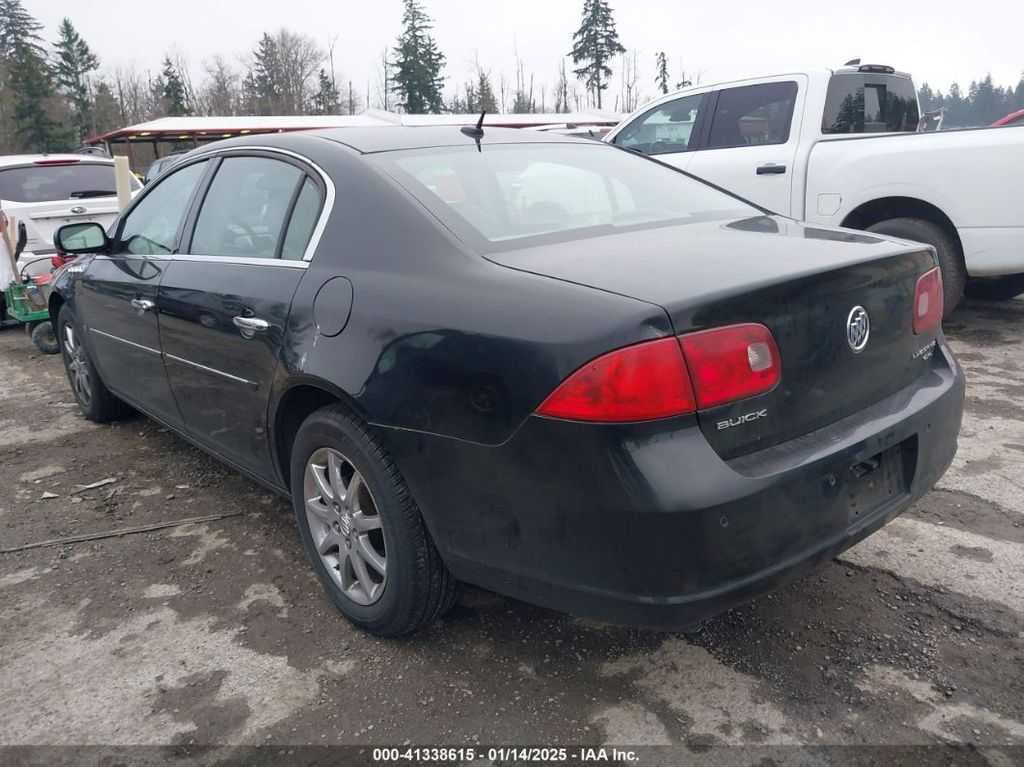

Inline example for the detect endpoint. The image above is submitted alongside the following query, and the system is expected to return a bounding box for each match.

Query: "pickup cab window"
[822,73,920,134]
[706,81,798,150]
[611,93,704,155]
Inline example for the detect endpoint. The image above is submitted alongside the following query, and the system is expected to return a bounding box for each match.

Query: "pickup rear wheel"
[963,274,1024,302]
[865,218,965,317]
[290,404,459,636]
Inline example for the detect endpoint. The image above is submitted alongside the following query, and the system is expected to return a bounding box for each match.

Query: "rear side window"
[612,93,704,155]
[706,82,798,149]
[190,157,303,259]
[822,74,920,134]
[0,162,139,203]
[280,177,323,260]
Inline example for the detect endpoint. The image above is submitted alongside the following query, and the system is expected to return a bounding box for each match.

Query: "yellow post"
[114,155,133,211]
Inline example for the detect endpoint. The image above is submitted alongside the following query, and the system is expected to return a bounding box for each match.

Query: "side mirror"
[55,222,108,254]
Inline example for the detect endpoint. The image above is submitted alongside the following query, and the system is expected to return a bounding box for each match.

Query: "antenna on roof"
[461,110,486,148]
[844,58,861,66]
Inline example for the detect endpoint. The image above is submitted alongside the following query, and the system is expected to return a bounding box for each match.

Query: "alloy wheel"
[63,323,92,408]
[303,447,388,605]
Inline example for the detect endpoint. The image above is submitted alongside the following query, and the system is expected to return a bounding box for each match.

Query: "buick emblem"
[70,205,87,214]
[847,306,870,353]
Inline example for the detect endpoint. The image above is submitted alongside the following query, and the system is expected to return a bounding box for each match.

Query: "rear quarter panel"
[804,128,1024,231]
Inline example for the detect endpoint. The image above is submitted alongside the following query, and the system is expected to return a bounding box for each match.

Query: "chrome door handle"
[232,315,270,334]
[130,298,156,312]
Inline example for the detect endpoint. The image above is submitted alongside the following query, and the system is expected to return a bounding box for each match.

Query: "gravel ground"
[1,298,1022,757]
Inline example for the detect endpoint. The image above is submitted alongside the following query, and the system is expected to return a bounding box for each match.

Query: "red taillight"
[678,323,781,409]
[33,158,81,166]
[913,267,943,335]
[536,337,696,422]
[536,323,783,422]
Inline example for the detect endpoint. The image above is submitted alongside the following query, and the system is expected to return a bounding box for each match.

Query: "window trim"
[702,80,799,151]
[111,145,334,268]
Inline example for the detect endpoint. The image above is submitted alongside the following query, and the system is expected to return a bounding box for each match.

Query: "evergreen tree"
[91,79,121,135]
[391,0,446,114]
[569,0,624,108]
[251,33,281,114]
[0,0,43,61]
[0,0,66,151]
[9,39,63,150]
[655,51,669,95]
[311,68,339,114]
[53,18,99,142]
[158,56,190,115]
[0,0,56,151]
[476,66,497,112]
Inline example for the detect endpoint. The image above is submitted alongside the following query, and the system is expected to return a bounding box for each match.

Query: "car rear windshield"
[0,162,134,203]
[371,143,759,251]
[822,73,920,134]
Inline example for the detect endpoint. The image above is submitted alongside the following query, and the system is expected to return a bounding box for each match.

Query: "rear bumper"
[384,342,965,630]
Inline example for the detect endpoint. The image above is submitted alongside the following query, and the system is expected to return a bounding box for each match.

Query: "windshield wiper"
[69,189,117,199]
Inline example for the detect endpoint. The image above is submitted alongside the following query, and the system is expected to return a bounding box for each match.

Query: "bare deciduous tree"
[616,49,641,113]
[273,29,324,114]
[199,56,240,115]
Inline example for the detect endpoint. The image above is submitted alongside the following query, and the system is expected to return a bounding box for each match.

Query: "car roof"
[311,125,586,154]
[0,154,114,168]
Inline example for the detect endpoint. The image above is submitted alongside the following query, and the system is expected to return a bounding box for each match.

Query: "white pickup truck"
[605,63,1024,313]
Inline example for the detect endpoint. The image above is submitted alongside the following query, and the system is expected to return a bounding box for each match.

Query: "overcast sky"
[28,0,1024,110]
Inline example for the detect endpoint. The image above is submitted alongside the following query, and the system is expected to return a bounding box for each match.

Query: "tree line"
[0,0,1020,155]
[919,75,1024,127]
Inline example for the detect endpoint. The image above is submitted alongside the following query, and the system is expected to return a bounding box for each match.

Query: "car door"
[157,152,325,478]
[609,91,709,172]
[76,160,210,429]
[685,79,804,216]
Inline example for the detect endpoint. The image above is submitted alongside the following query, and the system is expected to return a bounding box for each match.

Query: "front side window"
[190,157,303,259]
[612,93,704,155]
[822,74,920,134]
[706,82,798,149]
[116,160,208,255]
[372,143,758,250]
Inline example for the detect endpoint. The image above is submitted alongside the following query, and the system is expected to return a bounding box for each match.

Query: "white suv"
[0,154,140,277]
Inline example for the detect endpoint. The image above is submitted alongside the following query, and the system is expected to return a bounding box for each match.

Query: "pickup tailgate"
[488,216,940,458]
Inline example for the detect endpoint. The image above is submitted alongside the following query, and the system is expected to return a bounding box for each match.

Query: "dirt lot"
[1,299,1022,757]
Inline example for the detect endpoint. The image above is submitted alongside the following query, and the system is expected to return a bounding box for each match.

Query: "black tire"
[57,305,132,422]
[31,320,59,354]
[290,404,459,637]
[963,274,1024,302]
[865,217,965,317]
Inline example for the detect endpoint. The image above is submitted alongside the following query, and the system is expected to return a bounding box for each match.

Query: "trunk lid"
[487,215,938,457]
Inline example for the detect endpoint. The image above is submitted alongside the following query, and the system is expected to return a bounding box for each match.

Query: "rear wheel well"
[841,197,963,260]
[274,384,360,491]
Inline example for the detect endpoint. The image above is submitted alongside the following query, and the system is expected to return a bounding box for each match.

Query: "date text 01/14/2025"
[372,746,640,762]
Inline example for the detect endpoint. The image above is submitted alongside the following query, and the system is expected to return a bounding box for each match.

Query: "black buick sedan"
[50,127,964,636]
